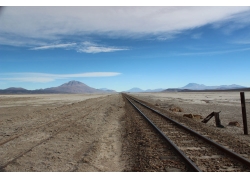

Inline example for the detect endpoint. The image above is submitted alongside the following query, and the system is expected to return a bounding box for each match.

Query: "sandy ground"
[0,94,108,108]
[130,92,250,143]
[1,92,250,172]
[0,93,126,172]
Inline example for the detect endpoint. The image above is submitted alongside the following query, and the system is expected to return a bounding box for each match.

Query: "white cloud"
[1,7,250,46]
[29,41,128,53]
[30,43,76,50]
[0,36,46,47]
[77,41,128,53]
[212,10,250,35]
[0,72,122,83]
[78,46,127,53]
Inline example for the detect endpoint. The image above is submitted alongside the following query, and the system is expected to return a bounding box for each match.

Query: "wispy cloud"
[30,43,76,50]
[29,41,128,53]
[0,72,122,83]
[78,46,128,53]
[77,41,128,53]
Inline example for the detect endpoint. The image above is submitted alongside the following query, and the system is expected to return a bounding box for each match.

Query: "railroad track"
[124,94,250,172]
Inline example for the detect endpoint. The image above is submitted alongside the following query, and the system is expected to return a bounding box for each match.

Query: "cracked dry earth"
[0,94,127,172]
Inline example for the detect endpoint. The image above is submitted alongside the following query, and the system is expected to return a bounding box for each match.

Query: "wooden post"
[214,112,224,128]
[240,92,248,135]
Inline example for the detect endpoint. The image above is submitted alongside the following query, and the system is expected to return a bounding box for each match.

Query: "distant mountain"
[216,84,246,90]
[181,83,246,90]
[98,88,116,93]
[181,83,208,90]
[162,83,248,92]
[126,87,144,93]
[145,88,164,92]
[5,87,27,91]
[0,80,115,94]
[99,88,109,91]
[0,87,29,94]
[162,88,181,92]
[126,87,164,93]
[1,81,248,94]
[45,80,102,93]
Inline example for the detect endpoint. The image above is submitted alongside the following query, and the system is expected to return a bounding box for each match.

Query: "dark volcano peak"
[63,80,83,86]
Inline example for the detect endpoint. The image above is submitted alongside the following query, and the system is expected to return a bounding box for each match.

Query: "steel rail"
[125,96,202,172]
[126,94,250,167]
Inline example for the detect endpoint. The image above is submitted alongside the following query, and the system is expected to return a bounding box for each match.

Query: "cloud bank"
[0,72,122,83]
[1,7,250,47]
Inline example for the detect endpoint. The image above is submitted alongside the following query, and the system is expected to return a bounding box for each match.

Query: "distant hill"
[181,83,208,90]
[98,88,116,93]
[162,88,180,92]
[0,87,29,94]
[215,84,247,90]
[126,87,144,93]
[125,83,247,93]
[181,83,246,90]
[126,87,164,93]
[163,83,248,92]
[0,80,116,94]
[145,88,164,92]
[179,88,250,92]
[5,87,27,90]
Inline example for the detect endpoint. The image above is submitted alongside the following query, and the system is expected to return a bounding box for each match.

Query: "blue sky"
[1,5,250,92]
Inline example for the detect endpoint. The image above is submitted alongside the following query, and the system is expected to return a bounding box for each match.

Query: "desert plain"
[132,92,250,139]
[0,91,250,171]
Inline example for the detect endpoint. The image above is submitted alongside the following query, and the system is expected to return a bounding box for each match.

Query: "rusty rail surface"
[124,94,250,171]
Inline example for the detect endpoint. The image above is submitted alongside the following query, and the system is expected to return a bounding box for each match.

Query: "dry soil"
[1,92,250,172]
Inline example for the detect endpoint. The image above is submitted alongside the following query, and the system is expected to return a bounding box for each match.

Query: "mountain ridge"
[180,83,246,90]
[125,83,248,93]
[0,80,116,94]
[0,81,248,94]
